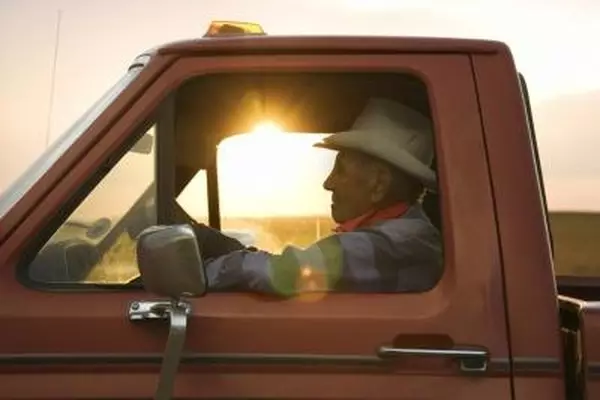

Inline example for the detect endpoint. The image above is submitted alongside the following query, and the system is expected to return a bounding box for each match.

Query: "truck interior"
[173,71,441,227]
[24,71,443,289]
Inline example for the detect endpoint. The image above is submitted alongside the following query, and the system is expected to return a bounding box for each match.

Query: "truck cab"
[0,21,598,400]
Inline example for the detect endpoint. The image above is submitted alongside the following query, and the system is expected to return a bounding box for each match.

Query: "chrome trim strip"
[0,353,562,374]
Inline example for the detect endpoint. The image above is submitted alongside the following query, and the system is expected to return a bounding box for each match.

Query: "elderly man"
[193,98,443,296]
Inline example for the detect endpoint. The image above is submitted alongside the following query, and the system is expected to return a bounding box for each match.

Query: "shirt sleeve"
[203,224,439,296]
[204,234,343,296]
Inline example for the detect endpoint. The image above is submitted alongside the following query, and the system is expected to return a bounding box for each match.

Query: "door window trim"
[16,108,166,292]
[157,54,502,329]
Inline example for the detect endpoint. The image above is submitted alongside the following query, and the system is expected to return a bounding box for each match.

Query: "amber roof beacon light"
[203,21,266,37]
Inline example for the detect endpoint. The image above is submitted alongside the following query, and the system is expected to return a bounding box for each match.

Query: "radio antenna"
[45,9,62,148]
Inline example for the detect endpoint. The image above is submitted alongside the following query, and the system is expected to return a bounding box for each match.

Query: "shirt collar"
[335,202,410,233]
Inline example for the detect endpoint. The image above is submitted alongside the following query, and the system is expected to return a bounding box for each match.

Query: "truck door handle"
[377,345,489,373]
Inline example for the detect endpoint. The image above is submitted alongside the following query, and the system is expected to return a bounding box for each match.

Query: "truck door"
[471,53,568,399]
[0,44,512,399]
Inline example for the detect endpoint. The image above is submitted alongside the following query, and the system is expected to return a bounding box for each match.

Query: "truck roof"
[0,33,510,245]
[143,35,506,59]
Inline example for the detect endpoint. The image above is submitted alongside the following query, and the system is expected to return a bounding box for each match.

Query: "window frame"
[156,93,177,225]
[157,54,509,391]
[165,53,496,304]
[18,53,490,304]
[16,98,173,291]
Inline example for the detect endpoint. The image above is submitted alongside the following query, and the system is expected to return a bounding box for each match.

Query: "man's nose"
[323,171,335,192]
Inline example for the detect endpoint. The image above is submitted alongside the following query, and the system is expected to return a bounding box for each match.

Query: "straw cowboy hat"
[314,98,437,190]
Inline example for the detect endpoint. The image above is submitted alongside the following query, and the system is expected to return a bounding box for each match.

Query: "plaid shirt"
[205,204,443,296]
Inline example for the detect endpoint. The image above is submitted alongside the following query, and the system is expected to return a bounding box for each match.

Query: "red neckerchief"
[335,202,409,233]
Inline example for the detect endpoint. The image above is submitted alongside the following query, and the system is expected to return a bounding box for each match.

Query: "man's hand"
[192,223,246,260]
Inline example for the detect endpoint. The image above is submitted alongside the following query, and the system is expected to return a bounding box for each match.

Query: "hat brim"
[313,131,437,191]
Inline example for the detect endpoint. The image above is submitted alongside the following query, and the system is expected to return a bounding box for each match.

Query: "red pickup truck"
[0,21,596,400]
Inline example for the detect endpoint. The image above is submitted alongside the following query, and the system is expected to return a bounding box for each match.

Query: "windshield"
[0,55,151,219]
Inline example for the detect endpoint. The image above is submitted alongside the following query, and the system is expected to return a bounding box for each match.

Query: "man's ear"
[369,164,393,204]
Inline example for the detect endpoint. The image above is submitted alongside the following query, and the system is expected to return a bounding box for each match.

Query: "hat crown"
[350,98,434,165]
[314,98,437,190]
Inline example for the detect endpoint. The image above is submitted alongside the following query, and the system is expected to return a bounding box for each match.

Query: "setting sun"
[217,128,334,217]
[174,127,337,252]
[176,128,336,220]
[252,120,284,136]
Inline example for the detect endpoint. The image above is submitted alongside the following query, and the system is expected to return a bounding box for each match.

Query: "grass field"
[83,212,600,284]
[220,215,336,252]
[549,212,600,277]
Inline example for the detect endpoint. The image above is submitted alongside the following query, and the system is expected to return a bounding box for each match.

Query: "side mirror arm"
[128,300,191,400]
[128,225,207,400]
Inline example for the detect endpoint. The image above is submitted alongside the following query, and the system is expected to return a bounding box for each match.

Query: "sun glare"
[215,124,334,218]
[252,120,283,136]
[177,120,336,220]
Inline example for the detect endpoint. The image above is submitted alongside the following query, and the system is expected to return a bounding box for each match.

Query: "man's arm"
[203,225,441,296]
[205,234,344,296]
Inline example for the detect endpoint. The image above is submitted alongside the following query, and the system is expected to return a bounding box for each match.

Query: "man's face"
[323,151,385,223]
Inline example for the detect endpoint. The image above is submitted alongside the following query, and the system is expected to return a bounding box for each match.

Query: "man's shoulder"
[362,205,440,239]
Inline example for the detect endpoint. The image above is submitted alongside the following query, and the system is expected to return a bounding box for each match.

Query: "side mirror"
[131,224,207,400]
[136,224,207,298]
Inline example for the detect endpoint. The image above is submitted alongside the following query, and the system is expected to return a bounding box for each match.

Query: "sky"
[1,0,600,217]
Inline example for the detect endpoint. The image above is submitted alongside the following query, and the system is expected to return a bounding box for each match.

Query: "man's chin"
[331,205,362,225]
[330,208,348,225]
[330,207,343,224]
